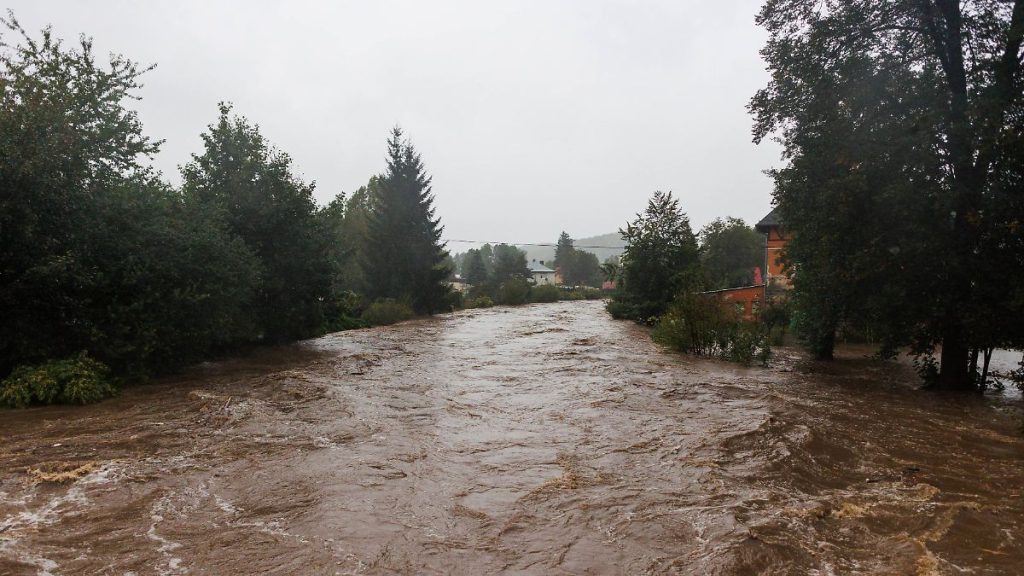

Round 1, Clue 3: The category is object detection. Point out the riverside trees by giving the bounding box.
[0,17,454,404]
[751,0,1024,389]
[0,15,258,378]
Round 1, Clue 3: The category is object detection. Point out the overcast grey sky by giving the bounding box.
[7,0,781,246]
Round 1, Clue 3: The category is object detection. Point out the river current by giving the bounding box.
[1,301,1022,574]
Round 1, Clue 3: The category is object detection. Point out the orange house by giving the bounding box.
[754,208,791,292]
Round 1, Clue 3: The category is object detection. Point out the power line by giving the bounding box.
[444,238,624,250]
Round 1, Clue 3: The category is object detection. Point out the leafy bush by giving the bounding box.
[606,297,665,325]
[325,315,370,332]
[464,296,495,309]
[497,279,531,306]
[445,290,465,310]
[323,290,370,332]
[561,289,586,301]
[361,300,415,326]
[652,294,770,366]
[1,354,116,408]
[531,284,560,303]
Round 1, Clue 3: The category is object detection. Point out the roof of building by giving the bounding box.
[528,260,555,273]
[754,208,780,232]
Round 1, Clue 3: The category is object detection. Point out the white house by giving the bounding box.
[528,260,557,285]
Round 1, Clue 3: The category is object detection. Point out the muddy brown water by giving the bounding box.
[1,301,1022,575]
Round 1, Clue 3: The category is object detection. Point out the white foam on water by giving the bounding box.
[0,462,120,576]
[146,493,186,576]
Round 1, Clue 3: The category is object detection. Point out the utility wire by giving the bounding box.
[443,238,624,250]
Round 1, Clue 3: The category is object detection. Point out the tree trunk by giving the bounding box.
[980,348,994,390]
[815,329,836,361]
[938,321,972,389]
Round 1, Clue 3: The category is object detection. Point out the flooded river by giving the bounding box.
[1,301,1022,575]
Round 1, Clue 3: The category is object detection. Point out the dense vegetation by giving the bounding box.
[750,0,1024,389]
[0,17,451,406]
[698,218,764,291]
[608,191,701,323]
[455,243,602,306]
[553,232,604,288]
[606,191,775,365]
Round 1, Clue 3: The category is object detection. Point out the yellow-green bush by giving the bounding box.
[530,284,560,303]
[1,354,116,408]
[464,296,495,309]
[652,294,770,366]
[361,299,415,326]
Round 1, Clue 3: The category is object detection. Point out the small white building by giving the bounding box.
[528,260,557,286]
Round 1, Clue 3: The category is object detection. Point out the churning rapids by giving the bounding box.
[1,301,1022,575]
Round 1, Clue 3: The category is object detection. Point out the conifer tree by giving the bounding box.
[554,232,575,271]
[363,127,451,313]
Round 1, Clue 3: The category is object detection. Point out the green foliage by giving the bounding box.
[0,17,259,378]
[322,290,370,332]
[531,284,560,303]
[553,232,604,287]
[0,15,158,375]
[611,191,700,322]
[463,249,489,285]
[751,0,1024,388]
[560,287,604,301]
[361,300,416,326]
[492,244,530,284]
[1,354,115,408]
[497,279,532,306]
[81,181,260,376]
[363,127,451,314]
[463,296,495,309]
[182,103,331,343]
[699,218,764,290]
[652,295,770,367]
[760,299,792,346]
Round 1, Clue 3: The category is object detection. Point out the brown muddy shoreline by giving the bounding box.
[2,301,1022,575]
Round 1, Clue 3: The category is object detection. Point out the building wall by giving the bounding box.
[533,272,556,285]
[765,226,791,291]
[706,285,765,322]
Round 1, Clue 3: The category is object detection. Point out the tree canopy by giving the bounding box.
[609,191,700,322]
[182,104,332,342]
[699,218,764,290]
[0,17,260,377]
[751,0,1024,388]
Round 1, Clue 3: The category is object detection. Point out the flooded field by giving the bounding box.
[1,300,1022,575]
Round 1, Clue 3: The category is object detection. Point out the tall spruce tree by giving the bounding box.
[554,232,575,272]
[363,127,450,313]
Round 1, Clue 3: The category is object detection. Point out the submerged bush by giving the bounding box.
[497,279,531,306]
[652,294,770,366]
[464,296,495,309]
[531,284,560,303]
[361,299,415,326]
[1,354,116,408]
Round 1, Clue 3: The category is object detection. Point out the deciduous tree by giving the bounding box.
[751,0,1024,388]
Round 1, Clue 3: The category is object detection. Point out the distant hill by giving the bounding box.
[520,232,625,264]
